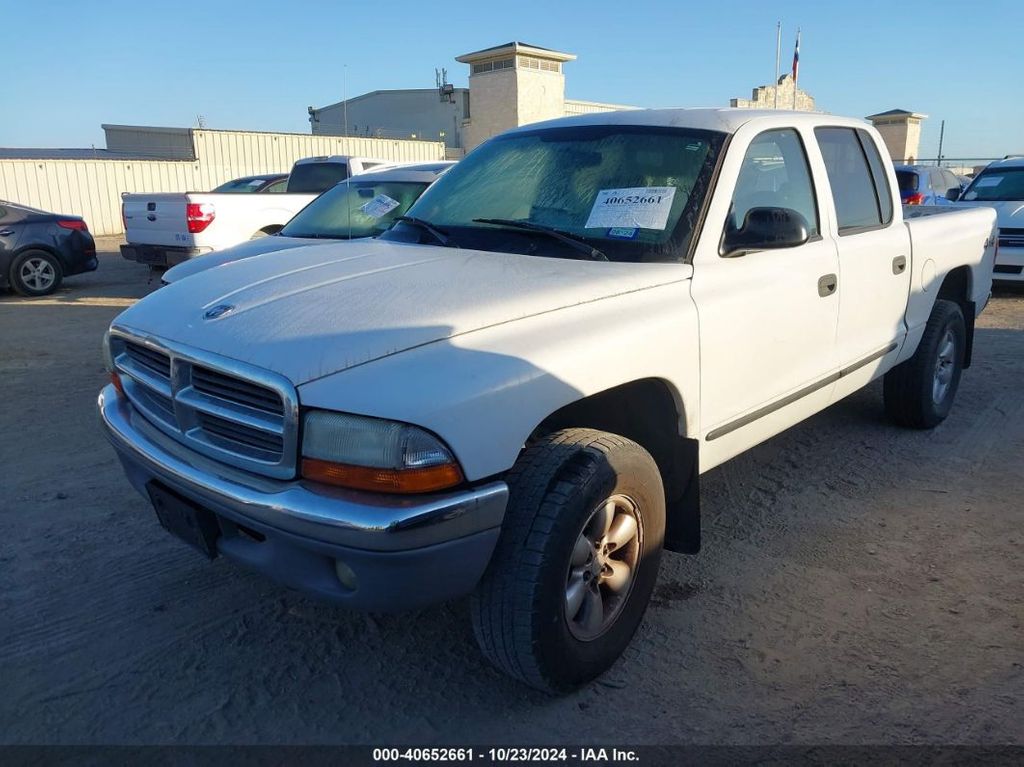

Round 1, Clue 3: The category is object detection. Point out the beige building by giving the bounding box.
[455,42,635,150]
[865,109,927,163]
[457,42,574,150]
[730,73,816,111]
[310,42,635,154]
[457,42,635,150]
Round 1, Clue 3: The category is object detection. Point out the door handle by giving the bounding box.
[892,255,907,274]
[817,273,838,297]
[0,229,14,236]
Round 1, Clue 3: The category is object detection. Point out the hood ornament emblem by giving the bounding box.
[204,304,235,320]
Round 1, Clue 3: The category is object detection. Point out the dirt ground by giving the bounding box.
[1,238,1022,745]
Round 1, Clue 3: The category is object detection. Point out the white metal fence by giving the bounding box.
[893,157,1000,177]
[0,129,446,236]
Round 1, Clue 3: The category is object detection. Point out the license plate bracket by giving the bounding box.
[147,482,220,559]
[136,248,166,265]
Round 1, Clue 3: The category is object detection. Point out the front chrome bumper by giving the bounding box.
[98,385,509,608]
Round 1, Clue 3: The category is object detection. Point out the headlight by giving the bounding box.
[102,330,126,396]
[102,330,114,372]
[300,410,463,494]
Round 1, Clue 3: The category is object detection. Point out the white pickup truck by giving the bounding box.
[119,156,389,267]
[99,109,997,693]
[955,156,1024,282]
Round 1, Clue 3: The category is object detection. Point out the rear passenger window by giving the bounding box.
[728,128,819,237]
[858,130,894,224]
[815,127,892,233]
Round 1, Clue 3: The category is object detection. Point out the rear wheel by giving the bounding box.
[470,428,665,693]
[10,250,63,297]
[884,299,966,428]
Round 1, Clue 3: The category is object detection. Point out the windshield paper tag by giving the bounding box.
[585,187,676,230]
[359,194,401,218]
[607,227,638,239]
[972,177,1001,188]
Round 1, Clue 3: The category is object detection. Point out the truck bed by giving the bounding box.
[902,206,997,356]
[122,191,317,254]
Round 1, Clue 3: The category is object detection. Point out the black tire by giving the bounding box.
[471,428,665,693]
[10,249,64,297]
[883,299,966,429]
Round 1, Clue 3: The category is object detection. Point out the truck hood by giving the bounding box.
[957,200,1024,227]
[115,239,689,385]
[162,235,337,284]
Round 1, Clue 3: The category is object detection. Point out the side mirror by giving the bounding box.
[946,188,961,201]
[722,207,810,257]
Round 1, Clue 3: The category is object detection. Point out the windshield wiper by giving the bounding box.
[473,218,608,261]
[394,216,458,248]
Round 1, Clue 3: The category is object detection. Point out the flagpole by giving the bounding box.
[792,28,800,110]
[774,21,781,109]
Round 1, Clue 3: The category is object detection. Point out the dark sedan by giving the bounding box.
[0,201,97,296]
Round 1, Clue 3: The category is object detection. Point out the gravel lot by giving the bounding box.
[2,238,1022,745]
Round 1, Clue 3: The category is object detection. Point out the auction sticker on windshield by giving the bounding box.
[585,187,676,230]
[360,194,401,218]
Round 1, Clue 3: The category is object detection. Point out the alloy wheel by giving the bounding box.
[19,257,57,293]
[564,494,642,641]
[932,328,956,404]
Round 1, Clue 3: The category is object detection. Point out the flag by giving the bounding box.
[792,30,801,85]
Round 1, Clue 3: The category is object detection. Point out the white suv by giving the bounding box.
[958,156,1024,282]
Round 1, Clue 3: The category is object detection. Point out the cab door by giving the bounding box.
[812,126,911,401]
[690,124,841,471]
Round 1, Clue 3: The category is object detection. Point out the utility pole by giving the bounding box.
[774,21,781,109]
[343,65,348,137]
[937,119,946,166]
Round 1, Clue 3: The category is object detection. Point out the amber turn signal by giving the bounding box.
[111,370,126,397]
[301,458,463,494]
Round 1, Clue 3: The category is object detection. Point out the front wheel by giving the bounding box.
[470,428,665,693]
[884,299,966,429]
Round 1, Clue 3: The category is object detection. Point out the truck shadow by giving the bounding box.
[148,322,1023,740]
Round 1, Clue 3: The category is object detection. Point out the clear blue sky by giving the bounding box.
[5,0,1022,158]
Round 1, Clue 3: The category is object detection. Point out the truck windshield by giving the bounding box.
[287,162,349,194]
[279,180,430,239]
[962,168,1024,202]
[391,125,726,263]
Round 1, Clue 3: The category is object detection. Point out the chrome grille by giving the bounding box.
[192,366,284,415]
[110,331,299,479]
[124,341,171,379]
[196,412,285,455]
[998,227,1024,249]
[136,387,176,425]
